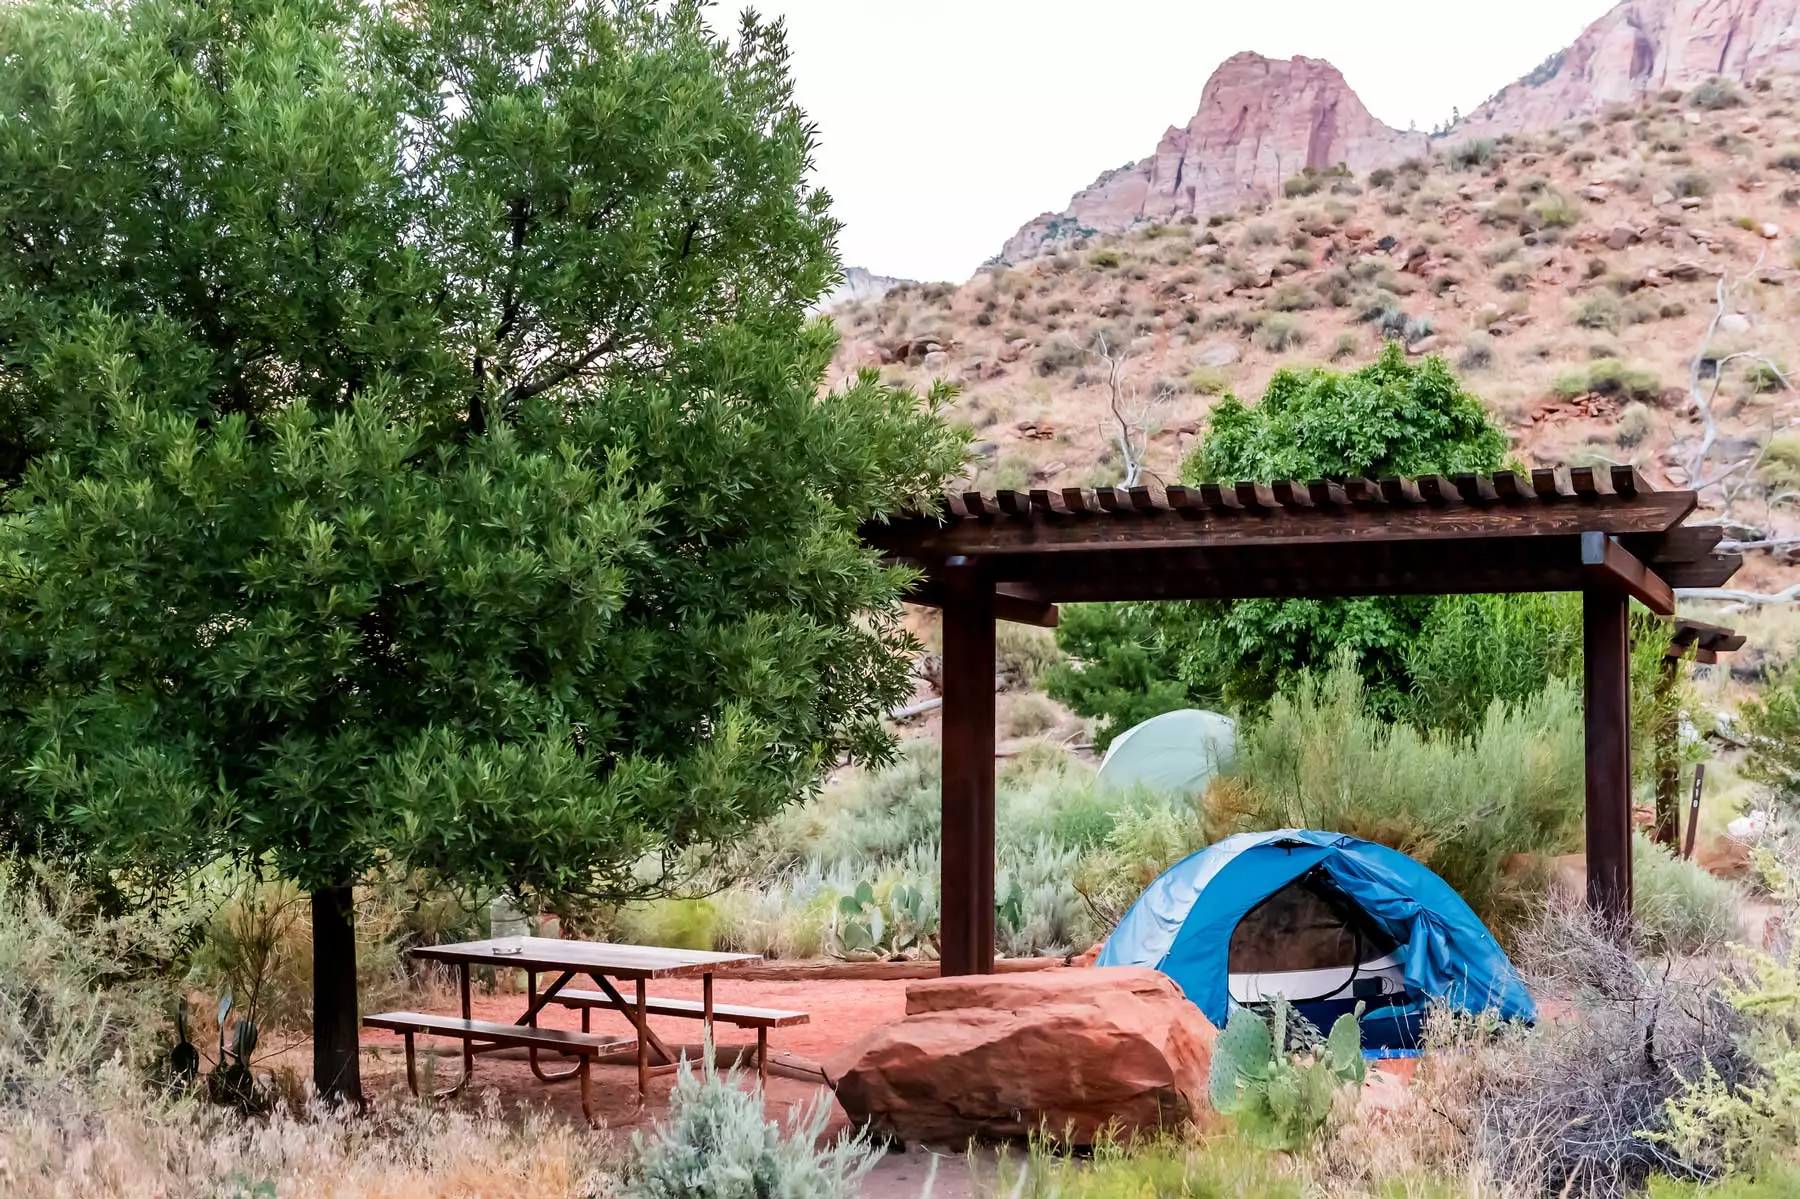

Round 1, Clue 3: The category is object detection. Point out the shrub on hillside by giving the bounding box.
[1690,77,1744,110]
[1255,314,1307,352]
[1556,359,1662,402]
[1575,293,1624,331]
[1448,139,1497,170]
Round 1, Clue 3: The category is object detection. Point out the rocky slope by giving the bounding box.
[1461,0,1800,139]
[1000,53,1426,263]
[832,77,1800,593]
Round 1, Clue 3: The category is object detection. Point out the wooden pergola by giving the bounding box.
[863,466,1742,975]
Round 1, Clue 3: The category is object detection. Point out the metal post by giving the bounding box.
[939,556,996,976]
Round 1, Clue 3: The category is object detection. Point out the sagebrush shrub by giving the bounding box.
[627,1060,876,1199]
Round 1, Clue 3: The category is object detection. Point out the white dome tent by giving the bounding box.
[1096,708,1236,798]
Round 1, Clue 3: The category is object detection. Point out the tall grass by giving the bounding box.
[613,738,1197,959]
[1217,659,1585,922]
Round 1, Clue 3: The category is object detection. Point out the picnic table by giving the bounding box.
[363,936,807,1122]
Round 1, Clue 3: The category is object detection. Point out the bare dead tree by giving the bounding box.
[1680,249,1792,497]
[1082,331,1172,488]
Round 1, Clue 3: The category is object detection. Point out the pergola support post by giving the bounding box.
[938,556,996,976]
[1583,587,1633,929]
[1652,655,1682,847]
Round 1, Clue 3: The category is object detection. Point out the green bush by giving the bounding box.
[1674,171,1715,198]
[1531,189,1579,228]
[1368,167,1397,189]
[1221,657,1585,921]
[1401,592,1581,736]
[1188,366,1231,395]
[996,621,1064,690]
[1690,78,1743,110]
[1556,359,1662,402]
[1632,832,1742,954]
[991,1134,1301,1198]
[1089,248,1121,268]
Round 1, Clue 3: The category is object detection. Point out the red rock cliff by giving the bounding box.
[1000,52,1426,263]
[1458,0,1800,138]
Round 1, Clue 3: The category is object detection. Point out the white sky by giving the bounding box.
[739,1,1622,281]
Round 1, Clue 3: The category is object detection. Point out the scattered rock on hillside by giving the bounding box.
[1195,342,1240,367]
[1762,222,1783,239]
[1653,189,1677,207]
[1580,184,1611,202]
[1606,224,1641,250]
[1681,196,1707,210]
[1719,312,1753,334]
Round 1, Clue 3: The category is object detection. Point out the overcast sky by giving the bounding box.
[739,1,1622,281]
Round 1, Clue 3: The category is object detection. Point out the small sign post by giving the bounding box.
[1682,763,1706,860]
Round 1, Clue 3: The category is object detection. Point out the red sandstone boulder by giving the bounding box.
[825,966,1216,1146]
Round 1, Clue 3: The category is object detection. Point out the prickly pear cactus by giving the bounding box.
[1204,998,1367,1151]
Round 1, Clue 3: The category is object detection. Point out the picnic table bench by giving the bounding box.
[362,936,805,1118]
[551,989,807,1084]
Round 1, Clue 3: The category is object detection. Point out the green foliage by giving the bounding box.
[990,1134,1302,1199]
[1647,1168,1800,1198]
[0,0,964,1094]
[0,863,184,1106]
[1255,314,1307,352]
[1658,947,1800,1175]
[1188,366,1230,396]
[1221,658,1585,921]
[1207,998,1365,1151]
[1690,78,1744,110]
[1090,249,1122,268]
[1575,293,1625,332]
[627,1059,876,1199]
[1632,832,1743,954]
[1047,602,1212,751]
[1401,593,1581,735]
[1557,359,1664,402]
[1739,667,1800,814]
[1186,343,1507,483]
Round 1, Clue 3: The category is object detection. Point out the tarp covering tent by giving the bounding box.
[1096,709,1235,797]
[1096,829,1535,1054]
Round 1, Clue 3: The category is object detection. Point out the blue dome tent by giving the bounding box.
[1096,830,1535,1054]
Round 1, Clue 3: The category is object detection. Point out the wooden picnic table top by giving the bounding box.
[409,936,761,980]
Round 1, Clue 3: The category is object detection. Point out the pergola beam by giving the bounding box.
[1581,532,1676,616]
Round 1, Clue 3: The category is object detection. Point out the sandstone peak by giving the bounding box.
[1458,0,1800,138]
[1000,52,1425,262]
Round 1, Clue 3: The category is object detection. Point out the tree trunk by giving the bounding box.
[312,883,363,1105]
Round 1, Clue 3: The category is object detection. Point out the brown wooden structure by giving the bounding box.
[1651,619,1746,845]
[864,466,1742,974]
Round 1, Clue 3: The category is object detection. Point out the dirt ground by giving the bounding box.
[358,974,907,1136]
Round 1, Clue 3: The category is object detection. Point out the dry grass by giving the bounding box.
[1,1085,613,1199]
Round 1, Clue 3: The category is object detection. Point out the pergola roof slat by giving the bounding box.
[868,470,1733,607]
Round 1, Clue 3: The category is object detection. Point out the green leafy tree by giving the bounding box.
[0,0,963,1101]
[1053,345,1520,729]
[1043,602,1213,752]
[1182,344,1511,712]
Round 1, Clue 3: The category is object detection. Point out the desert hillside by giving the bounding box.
[830,75,1800,593]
